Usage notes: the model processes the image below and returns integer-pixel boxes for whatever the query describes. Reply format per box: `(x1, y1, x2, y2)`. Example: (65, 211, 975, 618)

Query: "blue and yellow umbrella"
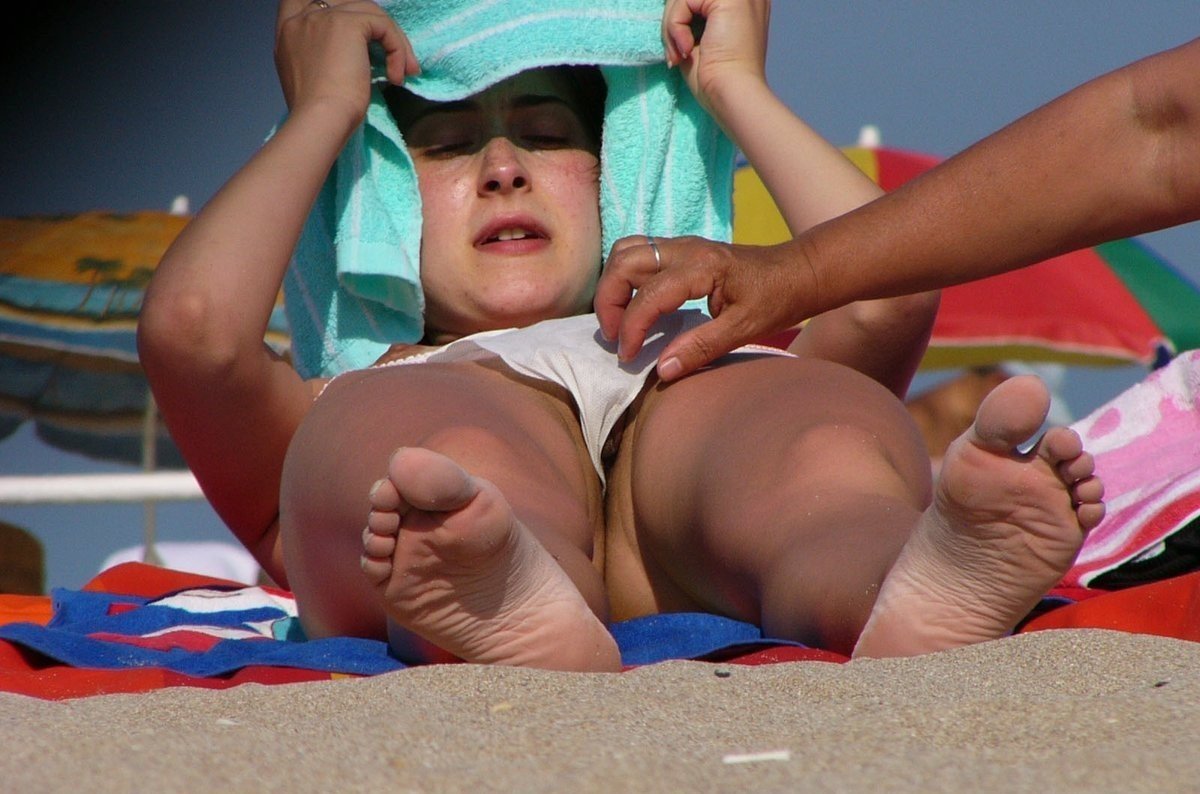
(0, 211, 287, 464)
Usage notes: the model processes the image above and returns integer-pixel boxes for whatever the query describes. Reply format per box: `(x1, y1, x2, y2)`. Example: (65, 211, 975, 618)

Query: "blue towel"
(285, 0, 735, 377)
(0, 585, 805, 676)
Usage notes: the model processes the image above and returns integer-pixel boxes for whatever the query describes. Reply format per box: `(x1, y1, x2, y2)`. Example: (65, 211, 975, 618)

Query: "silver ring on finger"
(310, 0, 331, 8)
(646, 235, 662, 274)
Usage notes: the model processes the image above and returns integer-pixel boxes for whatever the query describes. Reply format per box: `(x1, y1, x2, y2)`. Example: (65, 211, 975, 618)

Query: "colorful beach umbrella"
(0, 210, 288, 464)
(733, 145, 1200, 369)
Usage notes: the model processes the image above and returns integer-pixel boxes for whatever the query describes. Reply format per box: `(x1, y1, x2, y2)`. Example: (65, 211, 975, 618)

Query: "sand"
(4, 629, 1199, 792)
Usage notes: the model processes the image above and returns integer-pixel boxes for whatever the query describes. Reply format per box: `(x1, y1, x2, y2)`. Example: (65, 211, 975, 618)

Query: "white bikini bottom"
(367, 311, 791, 483)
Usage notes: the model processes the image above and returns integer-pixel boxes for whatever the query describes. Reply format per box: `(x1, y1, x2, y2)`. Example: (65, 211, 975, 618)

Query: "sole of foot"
(853, 375, 1105, 658)
(360, 446, 621, 672)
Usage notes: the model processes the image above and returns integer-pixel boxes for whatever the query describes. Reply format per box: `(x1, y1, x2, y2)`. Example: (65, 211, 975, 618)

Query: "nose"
(477, 137, 530, 195)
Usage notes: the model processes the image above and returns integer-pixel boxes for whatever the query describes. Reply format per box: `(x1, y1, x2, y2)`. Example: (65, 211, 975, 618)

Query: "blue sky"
(2, 2, 1197, 590)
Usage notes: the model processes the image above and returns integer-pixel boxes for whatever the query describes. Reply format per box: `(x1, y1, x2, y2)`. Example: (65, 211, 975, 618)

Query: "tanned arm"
(597, 36, 1200, 381)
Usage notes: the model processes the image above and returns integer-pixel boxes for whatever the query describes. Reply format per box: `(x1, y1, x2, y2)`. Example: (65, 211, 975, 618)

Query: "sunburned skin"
(853, 375, 1105, 658)
(398, 69, 605, 345)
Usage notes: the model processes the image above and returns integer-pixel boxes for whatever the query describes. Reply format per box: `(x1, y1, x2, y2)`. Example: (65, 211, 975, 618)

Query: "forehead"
(390, 68, 594, 131)
(477, 69, 583, 107)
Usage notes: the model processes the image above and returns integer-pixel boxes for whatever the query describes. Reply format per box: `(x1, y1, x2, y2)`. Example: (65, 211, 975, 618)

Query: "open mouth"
(483, 227, 544, 244)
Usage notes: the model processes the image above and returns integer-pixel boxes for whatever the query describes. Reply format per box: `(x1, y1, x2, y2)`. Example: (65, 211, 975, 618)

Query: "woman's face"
(397, 68, 603, 343)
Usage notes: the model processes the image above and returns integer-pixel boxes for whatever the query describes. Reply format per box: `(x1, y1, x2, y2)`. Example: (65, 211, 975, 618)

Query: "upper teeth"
(494, 228, 531, 241)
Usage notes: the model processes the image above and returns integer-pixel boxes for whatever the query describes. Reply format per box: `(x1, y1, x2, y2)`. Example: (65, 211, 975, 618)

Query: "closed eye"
(519, 134, 571, 150)
(422, 140, 476, 157)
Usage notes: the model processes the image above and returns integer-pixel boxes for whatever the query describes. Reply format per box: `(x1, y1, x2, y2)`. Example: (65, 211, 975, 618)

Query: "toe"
(1070, 475, 1105, 506)
(1037, 427, 1084, 466)
(360, 554, 393, 584)
(971, 375, 1051, 451)
(362, 525, 397, 558)
(389, 447, 478, 513)
(1076, 501, 1106, 531)
(369, 476, 405, 512)
(1057, 451, 1095, 483)
(367, 508, 401, 537)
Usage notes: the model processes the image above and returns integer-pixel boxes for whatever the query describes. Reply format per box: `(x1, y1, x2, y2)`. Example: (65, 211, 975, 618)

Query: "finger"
(403, 35, 420, 76)
(277, 0, 311, 32)
(662, 0, 702, 65)
(371, 17, 420, 83)
(594, 235, 660, 340)
(654, 309, 753, 381)
(614, 260, 719, 361)
(328, 2, 416, 84)
(300, 0, 338, 17)
(368, 2, 421, 77)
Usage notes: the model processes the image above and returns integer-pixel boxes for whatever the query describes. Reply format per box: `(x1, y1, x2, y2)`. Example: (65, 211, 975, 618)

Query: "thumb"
(654, 312, 748, 381)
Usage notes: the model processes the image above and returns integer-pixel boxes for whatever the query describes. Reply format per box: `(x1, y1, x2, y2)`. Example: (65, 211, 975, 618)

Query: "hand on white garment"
(595, 236, 811, 381)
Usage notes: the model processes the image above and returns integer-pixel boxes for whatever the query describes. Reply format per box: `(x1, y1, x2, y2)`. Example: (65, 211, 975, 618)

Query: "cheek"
(548, 156, 601, 247)
(418, 173, 471, 236)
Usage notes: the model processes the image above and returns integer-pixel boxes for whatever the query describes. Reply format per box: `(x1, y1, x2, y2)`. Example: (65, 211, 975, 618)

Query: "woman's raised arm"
(138, 0, 417, 584)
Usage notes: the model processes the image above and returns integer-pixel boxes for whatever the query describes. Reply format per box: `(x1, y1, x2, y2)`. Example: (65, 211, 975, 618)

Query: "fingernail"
(658, 357, 682, 381)
(671, 31, 690, 60)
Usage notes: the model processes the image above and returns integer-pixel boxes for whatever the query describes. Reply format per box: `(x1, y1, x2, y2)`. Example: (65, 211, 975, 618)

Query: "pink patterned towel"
(1064, 350, 1200, 587)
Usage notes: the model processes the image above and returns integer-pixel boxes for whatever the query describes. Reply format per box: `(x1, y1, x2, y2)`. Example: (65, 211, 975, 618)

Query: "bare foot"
(853, 375, 1105, 658)
(360, 447, 621, 672)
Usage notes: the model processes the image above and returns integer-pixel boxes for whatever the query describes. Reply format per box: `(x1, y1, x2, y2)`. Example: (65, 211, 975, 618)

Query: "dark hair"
(559, 65, 607, 149)
(383, 65, 607, 149)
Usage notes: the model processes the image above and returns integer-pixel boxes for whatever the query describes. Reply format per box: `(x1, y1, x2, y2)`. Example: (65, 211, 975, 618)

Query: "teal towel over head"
(285, 0, 736, 377)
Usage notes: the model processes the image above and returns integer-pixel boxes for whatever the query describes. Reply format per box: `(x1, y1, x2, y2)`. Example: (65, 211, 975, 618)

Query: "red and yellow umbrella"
(733, 146, 1200, 369)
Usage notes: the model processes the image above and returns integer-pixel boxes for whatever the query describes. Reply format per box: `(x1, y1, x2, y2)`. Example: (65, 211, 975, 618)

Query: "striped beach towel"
(1063, 350, 1200, 587)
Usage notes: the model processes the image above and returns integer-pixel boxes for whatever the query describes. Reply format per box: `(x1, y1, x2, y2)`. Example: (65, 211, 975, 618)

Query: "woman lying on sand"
(139, 0, 1104, 671)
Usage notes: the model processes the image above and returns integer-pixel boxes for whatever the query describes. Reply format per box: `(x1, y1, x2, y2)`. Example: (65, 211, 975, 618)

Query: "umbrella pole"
(141, 393, 163, 567)
(141, 196, 189, 568)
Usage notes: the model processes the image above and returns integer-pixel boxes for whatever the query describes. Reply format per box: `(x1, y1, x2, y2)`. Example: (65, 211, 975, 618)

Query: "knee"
(809, 423, 878, 449)
(414, 423, 581, 498)
(417, 424, 518, 465)
(780, 423, 886, 470)
(773, 423, 923, 500)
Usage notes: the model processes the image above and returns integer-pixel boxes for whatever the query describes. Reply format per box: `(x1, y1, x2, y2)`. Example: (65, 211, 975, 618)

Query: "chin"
(476, 295, 591, 328)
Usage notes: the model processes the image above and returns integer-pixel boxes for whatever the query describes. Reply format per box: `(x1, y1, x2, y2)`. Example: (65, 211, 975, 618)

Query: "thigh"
(280, 360, 602, 639)
(605, 355, 933, 624)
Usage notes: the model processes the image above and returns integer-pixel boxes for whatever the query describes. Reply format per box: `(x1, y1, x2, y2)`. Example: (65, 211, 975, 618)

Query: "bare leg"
(360, 447, 620, 671)
(852, 375, 1104, 658)
(608, 358, 1102, 658)
(608, 356, 935, 654)
(280, 361, 611, 668)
